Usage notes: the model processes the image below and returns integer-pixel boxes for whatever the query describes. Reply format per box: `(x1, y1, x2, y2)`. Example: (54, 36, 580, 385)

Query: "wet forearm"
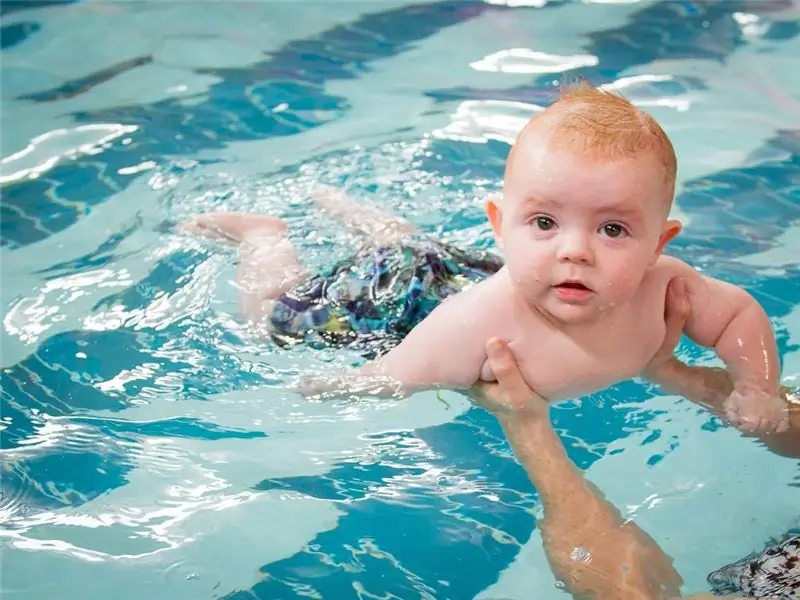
(644, 357, 734, 411)
(500, 414, 587, 504)
(644, 357, 799, 420)
(498, 414, 624, 544)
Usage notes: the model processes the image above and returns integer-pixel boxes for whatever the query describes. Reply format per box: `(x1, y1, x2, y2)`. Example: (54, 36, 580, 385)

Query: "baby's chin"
(535, 298, 604, 326)
(540, 292, 636, 324)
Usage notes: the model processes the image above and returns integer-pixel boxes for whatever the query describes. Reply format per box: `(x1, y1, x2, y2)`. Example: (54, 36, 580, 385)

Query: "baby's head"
(487, 81, 681, 324)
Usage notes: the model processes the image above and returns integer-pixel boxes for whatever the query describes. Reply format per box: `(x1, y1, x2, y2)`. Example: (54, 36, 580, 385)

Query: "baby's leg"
(311, 186, 418, 246)
(180, 213, 283, 245)
(237, 226, 306, 325)
(181, 213, 306, 324)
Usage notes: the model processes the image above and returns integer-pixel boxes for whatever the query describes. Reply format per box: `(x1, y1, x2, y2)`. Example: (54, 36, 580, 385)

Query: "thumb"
(667, 277, 690, 322)
(486, 338, 529, 395)
(663, 278, 689, 344)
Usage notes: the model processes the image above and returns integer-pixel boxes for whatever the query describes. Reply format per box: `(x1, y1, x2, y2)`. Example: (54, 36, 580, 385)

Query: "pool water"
(1, 1, 799, 599)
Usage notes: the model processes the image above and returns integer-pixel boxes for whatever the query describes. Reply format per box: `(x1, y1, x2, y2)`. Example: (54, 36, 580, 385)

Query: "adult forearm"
(499, 414, 603, 511)
(644, 357, 734, 411)
(498, 414, 627, 571)
(497, 413, 683, 599)
(644, 357, 798, 417)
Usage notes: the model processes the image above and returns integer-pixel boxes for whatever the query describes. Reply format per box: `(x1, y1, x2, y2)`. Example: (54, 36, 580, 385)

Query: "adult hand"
(471, 338, 549, 420)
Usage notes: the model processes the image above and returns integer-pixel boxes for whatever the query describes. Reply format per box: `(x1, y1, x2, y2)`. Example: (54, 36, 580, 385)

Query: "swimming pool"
(1, 0, 799, 598)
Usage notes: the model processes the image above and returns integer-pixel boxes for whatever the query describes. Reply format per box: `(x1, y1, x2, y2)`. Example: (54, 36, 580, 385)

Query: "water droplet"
(570, 546, 592, 563)
(162, 560, 220, 595)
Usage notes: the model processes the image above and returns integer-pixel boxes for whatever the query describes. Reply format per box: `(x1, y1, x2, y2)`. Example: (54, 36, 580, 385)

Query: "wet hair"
(507, 81, 677, 208)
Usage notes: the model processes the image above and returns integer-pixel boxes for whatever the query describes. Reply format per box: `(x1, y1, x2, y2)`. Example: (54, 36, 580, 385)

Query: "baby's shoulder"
(433, 269, 516, 327)
(439, 268, 505, 305)
(652, 253, 693, 276)
(643, 254, 699, 288)
(631, 255, 696, 308)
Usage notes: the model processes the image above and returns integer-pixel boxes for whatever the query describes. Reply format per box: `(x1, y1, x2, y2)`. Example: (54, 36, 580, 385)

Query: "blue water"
(1, 1, 799, 599)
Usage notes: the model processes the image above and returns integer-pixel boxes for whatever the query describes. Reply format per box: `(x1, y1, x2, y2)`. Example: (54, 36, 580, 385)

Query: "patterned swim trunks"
(707, 532, 799, 598)
(269, 239, 504, 357)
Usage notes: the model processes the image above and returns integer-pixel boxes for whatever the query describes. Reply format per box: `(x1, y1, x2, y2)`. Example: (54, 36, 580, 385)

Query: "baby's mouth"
(555, 280, 592, 292)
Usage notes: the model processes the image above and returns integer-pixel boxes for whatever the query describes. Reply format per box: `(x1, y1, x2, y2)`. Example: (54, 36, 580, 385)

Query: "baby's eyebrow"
(597, 206, 639, 217)
(522, 196, 556, 208)
(593, 202, 645, 218)
(519, 196, 646, 223)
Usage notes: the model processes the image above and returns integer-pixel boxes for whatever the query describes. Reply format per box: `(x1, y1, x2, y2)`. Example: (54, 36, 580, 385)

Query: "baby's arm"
(653, 257, 787, 431)
(297, 289, 490, 401)
(681, 267, 780, 394)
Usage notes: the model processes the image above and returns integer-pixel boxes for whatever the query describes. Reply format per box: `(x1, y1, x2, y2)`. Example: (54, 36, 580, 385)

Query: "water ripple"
(1, 1, 799, 599)
(1, 124, 139, 185)
(470, 48, 599, 74)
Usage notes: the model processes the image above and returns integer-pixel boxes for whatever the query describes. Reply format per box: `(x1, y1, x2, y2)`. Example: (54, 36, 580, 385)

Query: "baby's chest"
(514, 316, 666, 401)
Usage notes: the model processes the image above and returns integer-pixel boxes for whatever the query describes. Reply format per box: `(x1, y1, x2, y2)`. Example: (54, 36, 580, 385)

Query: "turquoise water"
(1, 1, 799, 598)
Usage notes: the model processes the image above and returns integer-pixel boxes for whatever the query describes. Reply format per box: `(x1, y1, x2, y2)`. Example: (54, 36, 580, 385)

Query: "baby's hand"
(723, 388, 789, 433)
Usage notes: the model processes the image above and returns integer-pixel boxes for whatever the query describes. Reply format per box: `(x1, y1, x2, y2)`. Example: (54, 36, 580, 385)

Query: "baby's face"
(491, 140, 678, 325)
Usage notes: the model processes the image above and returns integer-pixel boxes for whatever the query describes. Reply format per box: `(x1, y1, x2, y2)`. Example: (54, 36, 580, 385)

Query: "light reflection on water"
(1, 1, 799, 599)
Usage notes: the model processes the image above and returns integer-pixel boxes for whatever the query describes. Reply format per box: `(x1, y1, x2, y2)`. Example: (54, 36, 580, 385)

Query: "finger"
(472, 380, 494, 397)
(667, 277, 690, 321)
(485, 338, 535, 398)
(780, 408, 790, 432)
(469, 383, 489, 406)
(661, 317, 683, 351)
(735, 410, 758, 432)
(767, 417, 782, 434)
(775, 408, 789, 433)
(723, 401, 739, 423)
(741, 419, 759, 433)
(661, 278, 689, 350)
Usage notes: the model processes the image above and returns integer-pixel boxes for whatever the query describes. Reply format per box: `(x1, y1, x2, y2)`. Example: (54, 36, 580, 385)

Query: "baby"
(182, 82, 789, 433)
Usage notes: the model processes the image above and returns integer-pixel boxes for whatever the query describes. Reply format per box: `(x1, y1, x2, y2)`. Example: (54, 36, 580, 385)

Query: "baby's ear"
(486, 197, 504, 246)
(656, 219, 682, 256)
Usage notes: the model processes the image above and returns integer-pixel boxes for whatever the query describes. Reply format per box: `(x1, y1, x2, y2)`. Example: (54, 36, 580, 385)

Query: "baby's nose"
(557, 235, 594, 264)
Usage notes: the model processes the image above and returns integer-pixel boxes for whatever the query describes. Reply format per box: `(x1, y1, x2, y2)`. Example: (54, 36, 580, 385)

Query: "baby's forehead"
(508, 138, 655, 176)
(506, 144, 670, 212)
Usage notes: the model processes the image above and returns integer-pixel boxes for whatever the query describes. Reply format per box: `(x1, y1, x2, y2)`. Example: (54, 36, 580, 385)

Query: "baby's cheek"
(599, 271, 640, 308)
(608, 260, 645, 289)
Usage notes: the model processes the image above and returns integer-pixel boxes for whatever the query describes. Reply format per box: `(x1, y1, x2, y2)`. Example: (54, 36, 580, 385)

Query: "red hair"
(508, 81, 677, 202)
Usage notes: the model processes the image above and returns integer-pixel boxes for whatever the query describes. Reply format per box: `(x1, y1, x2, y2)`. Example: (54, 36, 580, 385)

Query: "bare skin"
(471, 338, 764, 600)
(181, 213, 307, 324)
(640, 285, 800, 458)
(180, 107, 789, 435)
(468, 283, 793, 598)
(298, 156, 786, 434)
(181, 174, 790, 436)
(179, 187, 415, 325)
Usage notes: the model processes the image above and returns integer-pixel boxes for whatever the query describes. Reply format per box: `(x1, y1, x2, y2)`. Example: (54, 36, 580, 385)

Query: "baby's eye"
(534, 216, 556, 231)
(601, 223, 628, 238)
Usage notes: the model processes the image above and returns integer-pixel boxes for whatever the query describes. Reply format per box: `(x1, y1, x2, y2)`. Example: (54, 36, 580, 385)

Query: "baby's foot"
(179, 213, 287, 244)
(723, 389, 790, 434)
